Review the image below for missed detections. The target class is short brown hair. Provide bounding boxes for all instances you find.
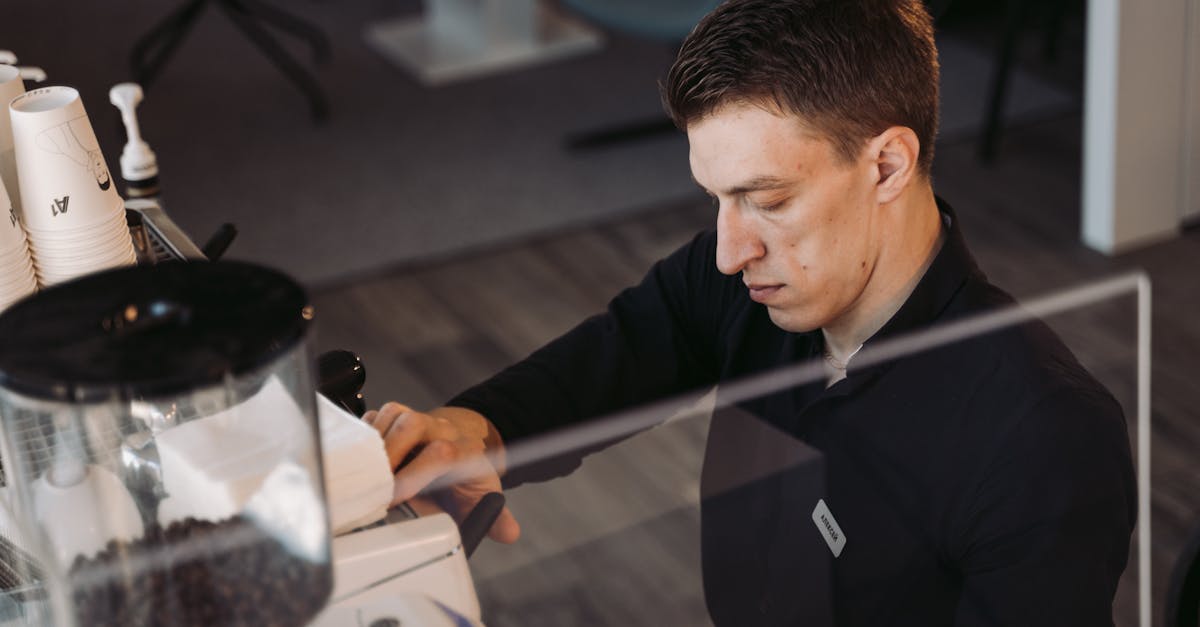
[664,0,939,174]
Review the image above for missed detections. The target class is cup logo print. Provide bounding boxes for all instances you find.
[34,115,113,214]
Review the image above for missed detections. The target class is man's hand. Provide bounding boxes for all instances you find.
[363,402,520,544]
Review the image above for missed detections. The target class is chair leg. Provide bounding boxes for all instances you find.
[130,0,210,88]
[978,0,1034,163]
[236,0,332,64]
[1041,0,1070,62]
[219,0,330,122]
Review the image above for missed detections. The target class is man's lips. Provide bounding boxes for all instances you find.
[745,283,783,303]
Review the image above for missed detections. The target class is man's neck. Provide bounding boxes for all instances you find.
[822,186,944,364]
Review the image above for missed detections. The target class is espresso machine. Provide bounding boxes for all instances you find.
[0,73,492,623]
[311,352,498,625]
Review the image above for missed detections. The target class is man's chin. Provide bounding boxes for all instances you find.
[765,307,820,334]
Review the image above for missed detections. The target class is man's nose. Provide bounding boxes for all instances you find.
[715,203,764,275]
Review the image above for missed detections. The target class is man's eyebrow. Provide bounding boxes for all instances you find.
[691,175,791,195]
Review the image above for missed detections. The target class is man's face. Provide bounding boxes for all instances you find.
[688,103,881,333]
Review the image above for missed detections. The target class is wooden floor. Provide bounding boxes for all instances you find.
[310,102,1200,626]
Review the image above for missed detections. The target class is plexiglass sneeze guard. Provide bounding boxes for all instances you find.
[461,272,1149,627]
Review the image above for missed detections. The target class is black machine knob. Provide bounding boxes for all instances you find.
[316,349,367,416]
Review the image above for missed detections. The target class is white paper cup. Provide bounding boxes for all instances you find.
[0,245,32,268]
[34,241,135,286]
[0,228,32,257]
[33,242,133,269]
[0,173,36,297]
[0,240,35,265]
[25,205,132,284]
[0,65,24,218]
[0,289,37,313]
[0,277,36,301]
[26,207,126,235]
[28,215,130,251]
[32,241,129,265]
[10,86,123,233]
[35,238,134,269]
[0,251,36,269]
[0,254,35,284]
[0,265,36,297]
[24,207,135,285]
[26,213,127,248]
[0,257,37,307]
[0,174,32,255]
[27,219,129,253]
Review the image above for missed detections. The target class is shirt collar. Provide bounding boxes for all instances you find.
[823,196,983,394]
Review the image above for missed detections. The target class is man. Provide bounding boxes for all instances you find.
[364,0,1136,624]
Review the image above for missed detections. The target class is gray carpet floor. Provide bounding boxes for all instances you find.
[4,0,1074,285]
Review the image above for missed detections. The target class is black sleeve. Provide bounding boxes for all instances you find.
[447,230,734,484]
[952,388,1136,626]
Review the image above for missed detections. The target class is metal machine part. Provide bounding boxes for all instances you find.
[125,199,207,263]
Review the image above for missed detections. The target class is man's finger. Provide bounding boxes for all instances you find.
[367,402,413,440]
[487,506,521,544]
[390,439,460,504]
[430,460,517,543]
[442,488,520,544]
[381,410,430,470]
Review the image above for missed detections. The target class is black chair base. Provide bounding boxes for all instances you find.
[977,0,1071,163]
[131,0,331,123]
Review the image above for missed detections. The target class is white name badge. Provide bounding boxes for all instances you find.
[811,499,846,558]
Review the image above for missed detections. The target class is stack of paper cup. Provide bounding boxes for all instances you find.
[0,64,24,216]
[9,86,135,287]
[0,174,37,311]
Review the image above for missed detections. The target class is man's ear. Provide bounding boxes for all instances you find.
[868,126,920,204]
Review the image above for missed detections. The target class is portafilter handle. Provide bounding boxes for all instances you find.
[459,492,506,559]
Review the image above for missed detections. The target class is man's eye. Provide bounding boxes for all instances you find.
[750,198,785,212]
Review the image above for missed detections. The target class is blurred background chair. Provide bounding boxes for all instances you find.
[130,0,331,122]
[561,0,958,152]
[977,0,1073,162]
[560,0,1076,166]
[560,0,721,151]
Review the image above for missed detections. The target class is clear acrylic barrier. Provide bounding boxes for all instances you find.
[463,272,1150,627]
[0,272,1148,625]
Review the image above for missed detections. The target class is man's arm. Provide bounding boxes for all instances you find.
[365,231,735,539]
[952,388,1136,626]
[448,230,732,451]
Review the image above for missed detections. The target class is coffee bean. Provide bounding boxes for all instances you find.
[68,515,331,626]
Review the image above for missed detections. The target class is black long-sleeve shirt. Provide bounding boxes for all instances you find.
[451,200,1136,626]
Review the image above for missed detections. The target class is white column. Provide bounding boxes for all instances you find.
[1182,0,1200,222]
[1083,0,1192,253]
